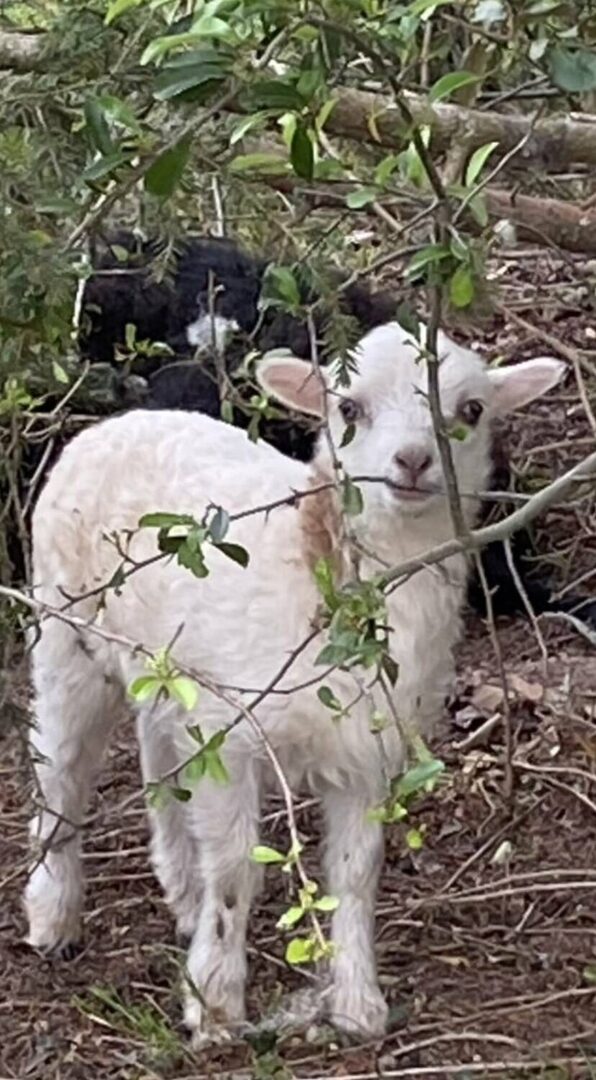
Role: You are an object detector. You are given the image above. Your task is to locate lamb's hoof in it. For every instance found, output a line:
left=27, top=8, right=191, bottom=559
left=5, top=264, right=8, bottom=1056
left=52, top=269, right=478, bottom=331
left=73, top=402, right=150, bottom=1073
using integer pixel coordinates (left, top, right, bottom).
left=190, top=1024, right=236, bottom=1050
left=28, top=937, right=82, bottom=962
left=328, top=982, right=388, bottom=1041
left=184, top=995, right=245, bottom=1049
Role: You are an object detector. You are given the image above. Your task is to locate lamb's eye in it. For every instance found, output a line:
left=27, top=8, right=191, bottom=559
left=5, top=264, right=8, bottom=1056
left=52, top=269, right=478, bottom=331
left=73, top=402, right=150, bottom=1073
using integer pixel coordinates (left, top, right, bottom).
left=458, top=399, right=484, bottom=427
left=339, top=398, right=364, bottom=423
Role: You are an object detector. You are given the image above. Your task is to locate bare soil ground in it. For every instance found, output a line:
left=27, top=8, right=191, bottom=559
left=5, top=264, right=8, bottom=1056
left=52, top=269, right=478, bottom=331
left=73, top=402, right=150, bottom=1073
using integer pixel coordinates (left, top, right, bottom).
left=1, top=246, right=596, bottom=1080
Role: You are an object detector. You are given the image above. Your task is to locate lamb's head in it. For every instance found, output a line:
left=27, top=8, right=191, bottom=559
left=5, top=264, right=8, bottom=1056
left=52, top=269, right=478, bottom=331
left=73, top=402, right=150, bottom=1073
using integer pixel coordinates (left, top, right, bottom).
left=258, top=321, right=566, bottom=523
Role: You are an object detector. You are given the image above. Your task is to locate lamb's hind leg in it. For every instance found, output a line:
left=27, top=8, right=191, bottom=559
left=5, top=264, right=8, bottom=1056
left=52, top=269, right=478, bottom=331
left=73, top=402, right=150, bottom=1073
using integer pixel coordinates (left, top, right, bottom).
left=320, top=780, right=388, bottom=1039
left=137, top=708, right=202, bottom=944
left=184, top=756, right=262, bottom=1045
left=24, top=623, right=120, bottom=956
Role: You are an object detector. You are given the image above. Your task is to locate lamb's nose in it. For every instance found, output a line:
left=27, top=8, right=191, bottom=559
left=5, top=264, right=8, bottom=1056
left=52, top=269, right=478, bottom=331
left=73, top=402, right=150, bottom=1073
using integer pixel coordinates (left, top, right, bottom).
left=393, top=446, right=433, bottom=483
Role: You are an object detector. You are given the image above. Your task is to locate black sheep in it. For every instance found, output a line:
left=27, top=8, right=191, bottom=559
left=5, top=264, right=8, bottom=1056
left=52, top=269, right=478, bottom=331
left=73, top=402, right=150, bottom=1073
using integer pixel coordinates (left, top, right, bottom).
left=7, top=230, right=595, bottom=632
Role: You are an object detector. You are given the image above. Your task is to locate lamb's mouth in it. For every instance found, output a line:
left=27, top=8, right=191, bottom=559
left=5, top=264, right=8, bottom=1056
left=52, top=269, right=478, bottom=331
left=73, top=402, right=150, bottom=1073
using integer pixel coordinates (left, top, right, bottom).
left=384, top=479, right=438, bottom=503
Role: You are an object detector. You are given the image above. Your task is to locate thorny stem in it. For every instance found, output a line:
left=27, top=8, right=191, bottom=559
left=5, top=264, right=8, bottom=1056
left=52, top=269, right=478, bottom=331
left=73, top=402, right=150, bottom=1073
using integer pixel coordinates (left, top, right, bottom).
left=503, top=536, right=548, bottom=676
left=304, top=16, right=467, bottom=539
left=425, top=270, right=467, bottom=538
left=472, top=551, right=513, bottom=804
left=306, top=309, right=359, bottom=581
left=379, top=449, right=596, bottom=588
left=16, top=445, right=596, bottom=619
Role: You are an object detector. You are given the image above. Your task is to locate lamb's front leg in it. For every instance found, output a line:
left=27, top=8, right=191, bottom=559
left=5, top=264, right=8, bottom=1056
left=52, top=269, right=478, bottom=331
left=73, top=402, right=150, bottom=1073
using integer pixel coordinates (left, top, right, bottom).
left=321, top=782, right=387, bottom=1039
left=184, top=759, right=262, bottom=1045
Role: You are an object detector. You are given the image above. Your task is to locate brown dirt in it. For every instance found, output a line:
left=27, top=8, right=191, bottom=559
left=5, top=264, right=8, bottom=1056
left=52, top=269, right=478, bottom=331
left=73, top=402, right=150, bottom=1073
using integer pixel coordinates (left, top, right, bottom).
left=1, top=245, right=596, bottom=1080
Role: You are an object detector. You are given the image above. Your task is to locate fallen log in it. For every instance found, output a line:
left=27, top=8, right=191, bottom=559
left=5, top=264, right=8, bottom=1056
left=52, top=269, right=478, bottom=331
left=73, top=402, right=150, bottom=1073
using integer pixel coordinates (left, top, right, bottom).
left=323, top=86, right=596, bottom=169
left=236, top=141, right=596, bottom=256
left=3, top=29, right=596, bottom=170
left=0, top=29, right=45, bottom=72
left=485, top=189, right=596, bottom=255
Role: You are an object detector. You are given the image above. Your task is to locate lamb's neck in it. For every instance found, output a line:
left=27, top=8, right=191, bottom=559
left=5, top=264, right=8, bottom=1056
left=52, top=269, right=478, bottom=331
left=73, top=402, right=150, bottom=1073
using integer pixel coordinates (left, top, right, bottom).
left=356, top=500, right=474, bottom=568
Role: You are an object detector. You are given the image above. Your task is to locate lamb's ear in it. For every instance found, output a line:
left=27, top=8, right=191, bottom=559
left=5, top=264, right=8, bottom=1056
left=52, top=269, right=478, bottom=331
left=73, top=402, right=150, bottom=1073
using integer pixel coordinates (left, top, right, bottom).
left=487, top=357, right=567, bottom=415
left=257, top=355, right=327, bottom=417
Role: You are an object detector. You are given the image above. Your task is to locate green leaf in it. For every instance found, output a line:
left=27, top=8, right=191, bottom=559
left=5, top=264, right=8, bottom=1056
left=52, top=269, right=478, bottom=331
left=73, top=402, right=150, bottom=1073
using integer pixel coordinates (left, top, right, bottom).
left=406, top=827, right=425, bottom=850
left=449, top=423, right=469, bottom=442
left=204, top=750, right=229, bottom=784
left=468, top=194, right=488, bottom=227
left=84, top=98, right=114, bottom=157
left=145, top=780, right=170, bottom=809
left=105, top=0, right=143, bottom=25
left=297, top=67, right=322, bottom=101
left=399, top=125, right=432, bottom=187
left=449, top=234, right=470, bottom=262
left=142, top=22, right=230, bottom=65
left=229, top=111, right=274, bottom=146
left=191, top=13, right=231, bottom=38
left=171, top=785, right=192, bottom=802
left=341, top=477, right=364, bottom=516
left=314, top=895, right=339, bottom=912
left=139, top=511, right=196, bottom=529
left=315, top=643, right=350, bottom=667
left=315, top=97, right=338, bottom=133
left=465, top=141, right=498, bottom=187
left=261, top=265, right=301, bottom=309
left=410, top=0, right=454, bottom=16
left=83, top=152, right=130, bottom=183
left=247, top=80, right=305, bottom=111
left=396, top=759, right=445, bottom=800
left=142, top=32, right=201, bottom=65
left=317, top=685, right=342, bottom=711
left=169, top=676, right=199, bottom=711
left=375, top=155, right=399, bottom=186
left=96, top=95, right=142, bottom=134
left=228, top=153, right=288, bottom=176
left=406, top=244, right=450, bottom=280
left=251, top=845, right=286, bottom=864
left=144, top=136, right=191, bottom=199
left=124, top=322, right=136, bottom=351
left=285, top=937, right=315, bottom=965
left=346, top=186, right=377, bottom=209
left=290, top=124, right=314, bottom=181
left=449, top=265, right=475, bottom=308
left=184, top=753, right=207, bottom=782
left=209, top=507, right=229, bottom=543
left=396, top=302, right=420, bottom=340
left=429, top=71, right=478, bottom=104
left=52, top=361, right=69, bottom=385
left=129, top=675, right=159, bottom=702
left=153, top=65, right=225, bottom=103
left=277, top=906, right=305, bottom=929
left=340, top=422, right=356, bottom=448
left=186, top=723, right=204, bottom=744
left=370, top=710, right=388, bottom=733
left=214, top=541, right=249, bottom=567
left=178, top=543, right=209, bottom=578
left=547, top=47, right=596, bottom=93
left=221, top=399, right=234, bottom=424
left=205, top=729, right=226, bottom=753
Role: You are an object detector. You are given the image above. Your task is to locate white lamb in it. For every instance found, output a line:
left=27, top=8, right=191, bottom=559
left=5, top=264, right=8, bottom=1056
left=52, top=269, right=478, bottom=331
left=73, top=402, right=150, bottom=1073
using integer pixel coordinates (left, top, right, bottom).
left=24, top=321, right=564, bottom=1042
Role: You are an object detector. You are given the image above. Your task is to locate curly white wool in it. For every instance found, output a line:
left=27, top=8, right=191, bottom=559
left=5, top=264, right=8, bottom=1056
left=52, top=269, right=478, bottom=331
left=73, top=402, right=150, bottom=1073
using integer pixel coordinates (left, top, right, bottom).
left=23, top=321, right=564, bottom=1042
